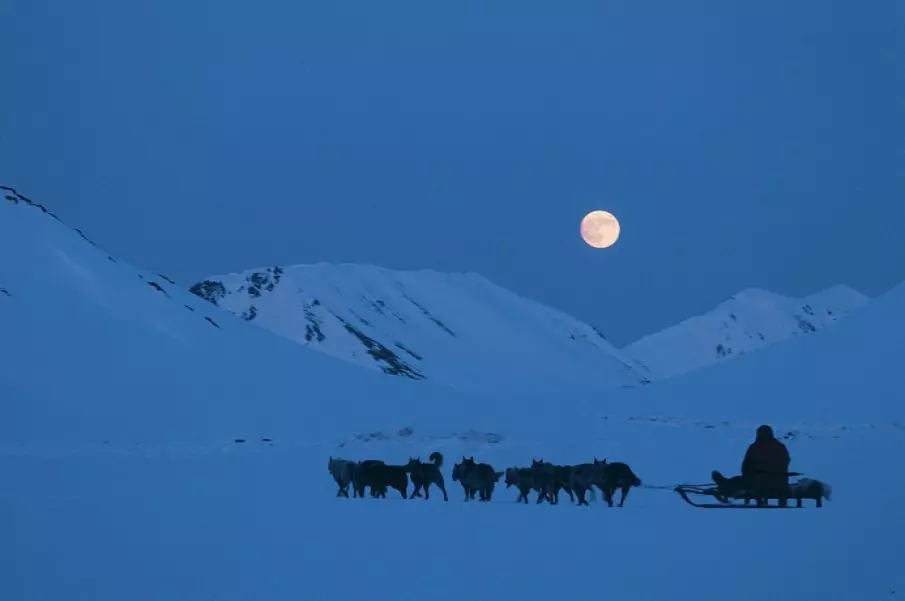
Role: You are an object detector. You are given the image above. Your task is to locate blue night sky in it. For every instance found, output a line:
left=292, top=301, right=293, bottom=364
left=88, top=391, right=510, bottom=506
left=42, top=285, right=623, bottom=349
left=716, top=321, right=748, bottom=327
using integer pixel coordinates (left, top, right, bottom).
left=3, top=0, right=903, bottom=345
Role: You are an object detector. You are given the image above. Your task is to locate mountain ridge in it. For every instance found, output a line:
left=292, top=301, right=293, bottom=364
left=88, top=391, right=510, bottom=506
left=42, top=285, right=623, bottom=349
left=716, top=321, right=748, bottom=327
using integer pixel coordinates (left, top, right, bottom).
left=190, top=262, right=651, bottom=396
left=623, top=284, right=870, bottom=380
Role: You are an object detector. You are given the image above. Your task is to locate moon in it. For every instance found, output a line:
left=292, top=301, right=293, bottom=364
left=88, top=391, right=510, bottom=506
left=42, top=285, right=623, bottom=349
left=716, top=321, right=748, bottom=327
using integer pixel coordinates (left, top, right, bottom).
left=580, top=210, right=621, bottom=249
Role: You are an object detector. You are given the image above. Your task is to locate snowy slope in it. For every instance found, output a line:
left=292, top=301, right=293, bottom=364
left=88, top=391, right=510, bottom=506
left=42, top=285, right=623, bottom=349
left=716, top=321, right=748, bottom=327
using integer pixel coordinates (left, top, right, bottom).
left=607, top=281, right=905, bottom=424
left=3, top=187, right=905, bottom=600
left=0, top=188, right=490, bottom=443
left=624, top=286, right=869, bottom=379
left=190, top=263, right=650, bottom=396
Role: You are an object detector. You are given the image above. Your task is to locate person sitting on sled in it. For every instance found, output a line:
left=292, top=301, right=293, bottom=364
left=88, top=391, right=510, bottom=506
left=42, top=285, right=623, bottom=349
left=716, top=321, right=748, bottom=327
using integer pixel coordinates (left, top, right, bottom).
left=740, top=424, right=791, bottom=505
left=711, top=424, right=792, bottom=505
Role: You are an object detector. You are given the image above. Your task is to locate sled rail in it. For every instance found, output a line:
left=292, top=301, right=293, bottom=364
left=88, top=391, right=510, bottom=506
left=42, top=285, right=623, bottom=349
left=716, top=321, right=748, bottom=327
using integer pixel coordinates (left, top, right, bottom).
left=674, top=486, right=783, bottom=509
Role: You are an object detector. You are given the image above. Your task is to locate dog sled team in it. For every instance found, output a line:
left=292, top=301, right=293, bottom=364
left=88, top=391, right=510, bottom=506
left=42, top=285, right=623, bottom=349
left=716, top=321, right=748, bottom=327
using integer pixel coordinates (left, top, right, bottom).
left=328, top=451, right=451, bottom=501
left=328, top=424, right=833, bottom=509
left=328, top=451, right=642, bottom=507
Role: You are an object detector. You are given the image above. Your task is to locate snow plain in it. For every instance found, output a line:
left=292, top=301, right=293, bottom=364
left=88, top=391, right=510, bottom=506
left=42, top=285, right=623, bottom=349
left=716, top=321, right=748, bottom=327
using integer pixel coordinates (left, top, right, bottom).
left=2, top=191, right=904, bottom=600
left=3, top=423, right=903, bottom=600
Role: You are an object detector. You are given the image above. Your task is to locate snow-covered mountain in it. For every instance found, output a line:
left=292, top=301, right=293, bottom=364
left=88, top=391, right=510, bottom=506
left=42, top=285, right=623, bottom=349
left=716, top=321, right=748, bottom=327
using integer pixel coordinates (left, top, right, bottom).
left=4, top=186, right=905, bottom=600
left=189, top=264, right=651, bottom=396
left=0, top=187, right=487, bottom=443
left=623, top=286, right=869, bottom=380
left=613, top=280, right=904, bottom=424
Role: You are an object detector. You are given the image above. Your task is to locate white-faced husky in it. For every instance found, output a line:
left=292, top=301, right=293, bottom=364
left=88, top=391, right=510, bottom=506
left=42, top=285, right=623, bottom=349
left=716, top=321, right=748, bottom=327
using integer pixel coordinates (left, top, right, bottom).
left=327, top=456, right=357, bottom=498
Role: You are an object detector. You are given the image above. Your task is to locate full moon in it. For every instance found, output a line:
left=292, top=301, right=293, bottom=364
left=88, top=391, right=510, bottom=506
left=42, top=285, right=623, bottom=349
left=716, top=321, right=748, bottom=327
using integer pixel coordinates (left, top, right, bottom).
left=580, top=210, right=621, bottom=249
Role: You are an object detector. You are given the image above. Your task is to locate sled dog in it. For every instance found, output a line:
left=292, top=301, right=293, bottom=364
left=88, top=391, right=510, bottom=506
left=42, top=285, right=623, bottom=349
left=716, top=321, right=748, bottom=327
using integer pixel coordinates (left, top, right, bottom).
left=405, top=451, right=449, bottom=501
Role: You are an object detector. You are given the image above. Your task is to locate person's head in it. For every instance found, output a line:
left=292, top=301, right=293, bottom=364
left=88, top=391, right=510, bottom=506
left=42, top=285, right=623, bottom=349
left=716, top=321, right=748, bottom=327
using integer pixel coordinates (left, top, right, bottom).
left=755, top=424, right=774, bottom=440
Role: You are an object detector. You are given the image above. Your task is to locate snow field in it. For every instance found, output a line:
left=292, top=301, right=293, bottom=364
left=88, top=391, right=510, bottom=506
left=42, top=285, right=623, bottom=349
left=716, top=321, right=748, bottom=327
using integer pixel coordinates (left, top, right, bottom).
left=2, top=420, right=904, bottom=601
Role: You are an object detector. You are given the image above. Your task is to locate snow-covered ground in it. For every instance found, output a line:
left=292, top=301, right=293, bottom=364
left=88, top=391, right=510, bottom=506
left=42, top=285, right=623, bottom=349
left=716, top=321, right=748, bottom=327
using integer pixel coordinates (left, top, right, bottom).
left=2, top=189, right=904, bottom=600
left=3, top=422, right=903, bottom=600
left=192, top=263, right=650, bottom=396
left=625, top=286, right=869, bottom=379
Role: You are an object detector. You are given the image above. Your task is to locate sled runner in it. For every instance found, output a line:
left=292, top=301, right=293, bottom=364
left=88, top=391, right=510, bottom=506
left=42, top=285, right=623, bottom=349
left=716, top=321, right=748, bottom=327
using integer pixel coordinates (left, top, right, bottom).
left=673, top=485, right=792, bottom=509
left=673, top=474, right=831, bottom=509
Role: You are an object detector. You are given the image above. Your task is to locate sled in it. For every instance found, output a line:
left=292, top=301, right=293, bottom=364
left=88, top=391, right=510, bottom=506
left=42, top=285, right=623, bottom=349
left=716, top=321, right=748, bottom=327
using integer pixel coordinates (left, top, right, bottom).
left=673, top=479, right=827, bottom=509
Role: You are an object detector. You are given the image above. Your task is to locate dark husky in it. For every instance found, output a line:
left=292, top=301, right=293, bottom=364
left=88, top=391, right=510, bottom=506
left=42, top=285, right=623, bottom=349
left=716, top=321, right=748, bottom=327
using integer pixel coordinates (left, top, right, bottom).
left=451, top=460, right=473, bottom=500
left=328, top=456, right=356, bottom=497
left=505, top=466, right=543, bottom=504
left=451, top=458, right=492, bottom=500
left=568, top=460, right=603, bottom=506
left=354, top=459, right=409, bottom=499
left=527, top=459, right=556, bottom=504
left=351, top=460, right=386, bottom=498
left=594, top=458, right=642, bottom=507
left=567, top=458, right=641, bottom=507
left=405, top=451, right=449, bottom=501
left=531, top=459, right=574, bottom=504
left=453, top=457, right=503, bottom=501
